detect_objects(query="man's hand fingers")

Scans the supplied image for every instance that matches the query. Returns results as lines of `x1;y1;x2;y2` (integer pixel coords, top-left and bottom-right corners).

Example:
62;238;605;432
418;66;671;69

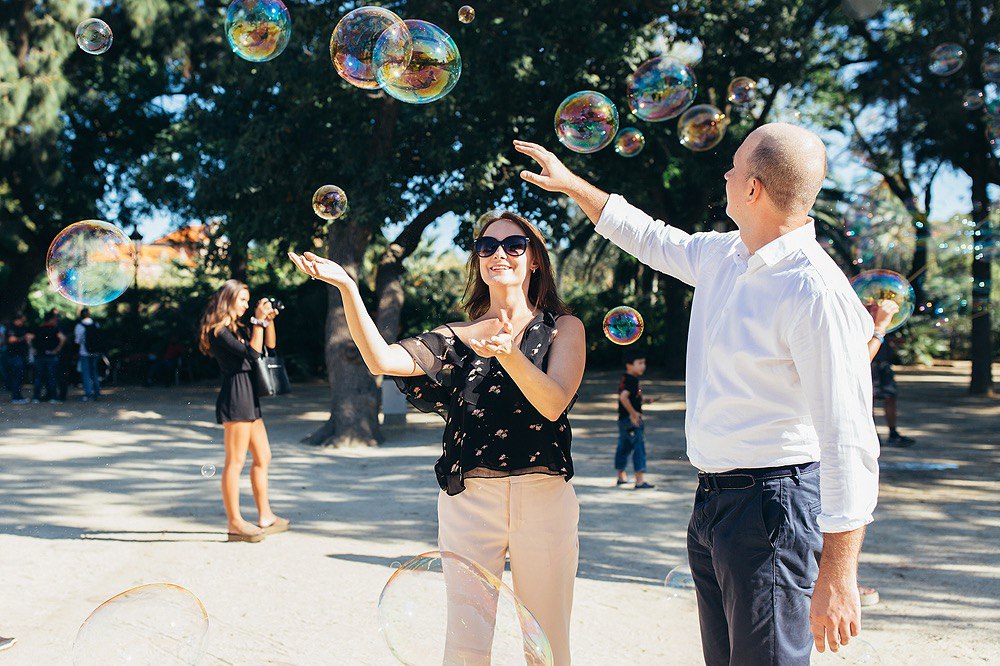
812;623;826;653
520;170;546;186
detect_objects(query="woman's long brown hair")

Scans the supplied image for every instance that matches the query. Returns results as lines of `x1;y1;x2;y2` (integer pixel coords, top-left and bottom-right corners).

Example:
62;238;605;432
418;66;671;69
461;211;571;320
198;279;249;355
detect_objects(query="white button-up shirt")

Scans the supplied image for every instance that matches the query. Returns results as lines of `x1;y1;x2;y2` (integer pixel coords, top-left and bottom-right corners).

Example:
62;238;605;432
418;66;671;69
596;194;880;533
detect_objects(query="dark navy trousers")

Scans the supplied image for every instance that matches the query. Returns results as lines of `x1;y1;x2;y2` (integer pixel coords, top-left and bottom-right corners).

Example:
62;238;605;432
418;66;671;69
687;467;823;666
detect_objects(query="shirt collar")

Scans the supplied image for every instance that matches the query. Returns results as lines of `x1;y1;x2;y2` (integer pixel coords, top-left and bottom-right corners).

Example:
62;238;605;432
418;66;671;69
737;220;816;270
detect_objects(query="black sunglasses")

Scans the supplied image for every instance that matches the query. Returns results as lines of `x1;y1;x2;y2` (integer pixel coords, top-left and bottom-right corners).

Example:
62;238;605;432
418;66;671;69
474;234;531;258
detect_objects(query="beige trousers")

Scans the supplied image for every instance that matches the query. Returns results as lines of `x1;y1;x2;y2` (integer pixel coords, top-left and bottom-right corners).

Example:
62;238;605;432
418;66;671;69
437;474;580;666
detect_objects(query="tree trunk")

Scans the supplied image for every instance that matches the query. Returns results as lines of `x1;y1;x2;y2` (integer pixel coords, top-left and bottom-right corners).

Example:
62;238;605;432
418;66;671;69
303;218;381;447
967;162;994;396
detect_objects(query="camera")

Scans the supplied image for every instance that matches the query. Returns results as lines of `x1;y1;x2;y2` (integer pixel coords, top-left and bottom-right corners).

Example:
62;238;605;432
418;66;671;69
267;298;285;312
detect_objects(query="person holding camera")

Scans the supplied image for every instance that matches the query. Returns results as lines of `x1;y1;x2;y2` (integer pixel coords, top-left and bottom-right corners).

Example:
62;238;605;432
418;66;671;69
198;279;287;542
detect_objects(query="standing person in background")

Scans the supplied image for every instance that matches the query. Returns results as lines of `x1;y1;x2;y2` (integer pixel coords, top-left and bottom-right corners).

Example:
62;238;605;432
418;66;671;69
75;309;105;402
868;310;915;448
31;310;66;404
52;308;75;402
615;349;656;489
3;313;31;404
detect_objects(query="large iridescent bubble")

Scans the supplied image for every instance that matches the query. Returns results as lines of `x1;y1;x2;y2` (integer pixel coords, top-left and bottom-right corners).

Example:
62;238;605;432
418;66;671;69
928;43;965;76
374;20;461;104
626;56;696;122
727;76;757;105
312;185;348;220
554;91;619;154
678;104;728;152
603;306;644;345
76;19;113;55
850;269;915;333
73;584;209;665
614;127;645;157
378;551;554;665
331;6;412;89
47;220;136;306
225;0;291;63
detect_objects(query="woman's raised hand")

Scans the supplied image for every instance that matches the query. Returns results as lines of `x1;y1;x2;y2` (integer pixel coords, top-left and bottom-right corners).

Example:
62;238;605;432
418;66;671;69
469;309;515;359
514;140;578;193
288;251;355;289
254;298;273;321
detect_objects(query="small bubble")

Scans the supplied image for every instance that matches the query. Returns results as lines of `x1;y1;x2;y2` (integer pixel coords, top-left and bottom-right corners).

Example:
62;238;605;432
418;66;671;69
201;465;216;478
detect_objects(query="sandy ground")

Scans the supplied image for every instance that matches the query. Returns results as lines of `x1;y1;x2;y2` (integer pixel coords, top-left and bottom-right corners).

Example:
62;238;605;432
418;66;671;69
0;363;998;665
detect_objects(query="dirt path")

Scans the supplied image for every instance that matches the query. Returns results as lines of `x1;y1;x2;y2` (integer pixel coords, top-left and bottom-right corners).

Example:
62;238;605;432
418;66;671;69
0;363;997;664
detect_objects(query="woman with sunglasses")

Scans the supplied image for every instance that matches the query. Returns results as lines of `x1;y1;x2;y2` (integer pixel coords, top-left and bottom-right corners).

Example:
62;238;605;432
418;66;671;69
289;211;585;664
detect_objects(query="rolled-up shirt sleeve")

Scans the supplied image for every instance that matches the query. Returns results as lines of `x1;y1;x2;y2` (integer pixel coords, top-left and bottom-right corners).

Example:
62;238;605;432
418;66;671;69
788;288;880;533
594;194;711;287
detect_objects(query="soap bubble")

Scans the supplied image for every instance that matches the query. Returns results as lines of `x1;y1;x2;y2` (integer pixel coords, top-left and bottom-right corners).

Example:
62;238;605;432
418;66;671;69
841;0;883;20
603;306;644;345
678;104;728;152
962;89;984;110
982;53;1000;83
811;638;881;664
554;91;619;154
225;0;291;63
663;564;696;599
374;20;461;104
378;551;553;666
76;19;113;55
312;185;348;220
928;43;965;76
47;221;136;306
727;76;757;105
850;269;915;333
331;6;412;89
73;583;209;665
626;56;697;122
201;465;216;478
614;127;645;157
458;6;476;23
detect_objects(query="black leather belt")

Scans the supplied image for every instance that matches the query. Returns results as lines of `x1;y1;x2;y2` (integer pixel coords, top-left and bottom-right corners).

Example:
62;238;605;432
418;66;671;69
697;461;819;492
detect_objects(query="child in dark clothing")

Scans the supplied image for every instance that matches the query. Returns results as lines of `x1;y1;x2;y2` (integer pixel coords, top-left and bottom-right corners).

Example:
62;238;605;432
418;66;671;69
615;349;656;489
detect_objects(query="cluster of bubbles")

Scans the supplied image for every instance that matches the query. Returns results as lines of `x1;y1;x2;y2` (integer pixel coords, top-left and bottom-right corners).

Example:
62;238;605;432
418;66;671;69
46;221;136;307
554;91;620;153
377;551;554;665
614;127;646;157
927;43;1000;146
73;584;209;664
602;306;644;345
225;0;292;62
850;269;916;332
331;7;461;105
76;19;113;55
312;185;348;220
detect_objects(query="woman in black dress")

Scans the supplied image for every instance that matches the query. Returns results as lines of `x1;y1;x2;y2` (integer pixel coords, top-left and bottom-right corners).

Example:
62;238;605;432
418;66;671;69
198;279;288;542
289;211;586;664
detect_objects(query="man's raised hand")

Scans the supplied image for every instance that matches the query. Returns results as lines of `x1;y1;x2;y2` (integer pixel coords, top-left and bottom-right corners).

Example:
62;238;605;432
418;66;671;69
514;140;578;193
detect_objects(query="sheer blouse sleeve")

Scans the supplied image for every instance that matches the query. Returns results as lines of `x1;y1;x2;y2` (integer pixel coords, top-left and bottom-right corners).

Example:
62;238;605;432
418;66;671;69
392;330;462;418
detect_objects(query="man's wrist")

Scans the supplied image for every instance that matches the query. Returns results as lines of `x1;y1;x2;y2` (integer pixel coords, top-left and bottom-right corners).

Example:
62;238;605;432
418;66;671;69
250;317;270;328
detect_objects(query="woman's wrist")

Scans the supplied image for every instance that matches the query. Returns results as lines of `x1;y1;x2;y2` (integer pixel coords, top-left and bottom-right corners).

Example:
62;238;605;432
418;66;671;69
250;316;270;328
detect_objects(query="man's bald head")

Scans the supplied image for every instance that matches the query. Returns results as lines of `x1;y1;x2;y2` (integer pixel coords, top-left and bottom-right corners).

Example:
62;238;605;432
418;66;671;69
743;123;827;215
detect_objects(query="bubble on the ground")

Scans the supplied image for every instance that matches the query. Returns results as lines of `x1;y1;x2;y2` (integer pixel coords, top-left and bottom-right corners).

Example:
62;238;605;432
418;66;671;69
626;56;697;122
982;53;1000;83
201;465;216;478
928;43;965;76
76;19;113;55
73;583;209;665
811;638;881;664
663;564;696;598
374;20;461;104
840;0;882;20
554;91;619;154
46;220;136;306
312;185;348;220
849;269;915;333
378;550;553;666
614;127;645;157
962;89;984;110
603;306;644;345
225;0;291;63
458;6;476;23
331;6;411;89
678;104;728;152
726;76;757;105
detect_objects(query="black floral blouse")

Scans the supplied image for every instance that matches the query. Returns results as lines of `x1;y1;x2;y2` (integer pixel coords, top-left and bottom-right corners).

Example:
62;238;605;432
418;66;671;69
394;311;576;496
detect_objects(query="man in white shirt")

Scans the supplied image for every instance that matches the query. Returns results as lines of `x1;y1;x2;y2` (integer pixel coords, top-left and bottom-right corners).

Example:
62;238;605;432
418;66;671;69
515;124;879;664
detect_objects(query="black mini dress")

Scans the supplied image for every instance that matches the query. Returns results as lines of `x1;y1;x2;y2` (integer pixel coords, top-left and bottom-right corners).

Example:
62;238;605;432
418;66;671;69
394;311;577;496
209;327;268;424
